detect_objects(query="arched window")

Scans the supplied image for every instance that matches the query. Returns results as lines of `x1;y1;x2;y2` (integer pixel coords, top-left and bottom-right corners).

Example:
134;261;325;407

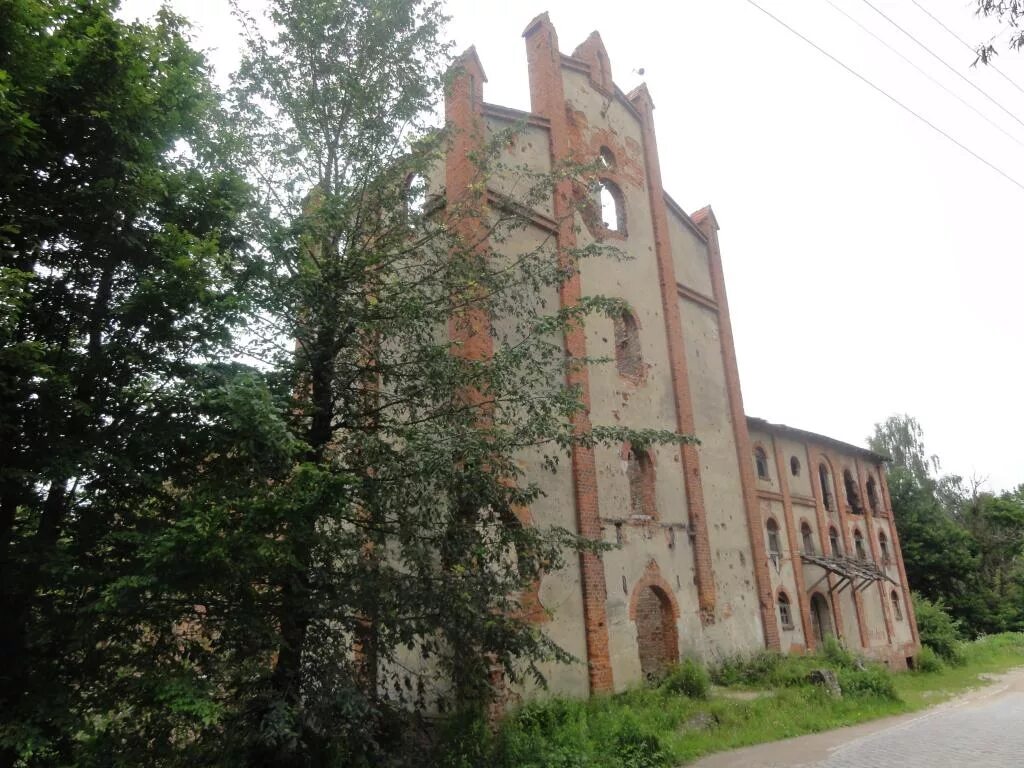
613;311;642;379
599;179;626;233
790;456;801;477
891;590;903;621
867;476;880;515
878;531;890;564
766;518;782;557
844;470;863;514
777;591;794;629
854;529;867;561
754;447;770;480
829;526;841;556
626;446;656;519
801;522;815;554
819;463;834;512
599;146;616;169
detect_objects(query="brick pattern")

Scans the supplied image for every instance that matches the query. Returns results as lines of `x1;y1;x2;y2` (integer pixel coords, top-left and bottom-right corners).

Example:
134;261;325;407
524;13;613;694
634;587;677;681
696;213;780;650
629;86;718;625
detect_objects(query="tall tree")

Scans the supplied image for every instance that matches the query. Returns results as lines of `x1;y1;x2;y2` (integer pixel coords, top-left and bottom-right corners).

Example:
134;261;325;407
974;2;1024;62
0;1;258;763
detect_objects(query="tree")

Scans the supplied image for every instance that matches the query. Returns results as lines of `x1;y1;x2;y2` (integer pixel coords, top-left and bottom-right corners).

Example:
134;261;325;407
974;2;1024;62
0;1;258;763
71;0;687;765
867;414;941;491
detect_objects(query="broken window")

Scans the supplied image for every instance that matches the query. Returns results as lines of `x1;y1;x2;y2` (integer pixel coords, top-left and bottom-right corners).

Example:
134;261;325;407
867;476;880;515
599;145;616;169
613;311;643;379
766;518;782;557
878;531;890;564
819;463;834;512
829;526;841;556
778;591;794;629
790;456;801;477
754;447;770;480
854;529;867;561
626;446;657;519
599;179;626;233
801;522;815;554
844;470;863;514
891;590;903;621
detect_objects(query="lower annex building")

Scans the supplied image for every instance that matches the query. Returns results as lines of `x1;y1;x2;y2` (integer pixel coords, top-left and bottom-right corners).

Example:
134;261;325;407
439;13;920;699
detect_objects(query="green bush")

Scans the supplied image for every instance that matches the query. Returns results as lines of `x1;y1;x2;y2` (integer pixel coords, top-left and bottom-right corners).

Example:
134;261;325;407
611;715;669;768
710;651;782;687
837;666;900;700
914;645;944;673
913;593;965;664
821;637;858;669
660;659;710;699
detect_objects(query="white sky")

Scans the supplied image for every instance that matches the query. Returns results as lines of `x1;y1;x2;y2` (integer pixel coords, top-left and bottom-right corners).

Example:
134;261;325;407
121;0;1024;492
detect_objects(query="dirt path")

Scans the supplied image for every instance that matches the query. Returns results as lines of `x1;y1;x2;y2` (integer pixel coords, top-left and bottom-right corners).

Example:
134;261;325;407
688;667;1024;767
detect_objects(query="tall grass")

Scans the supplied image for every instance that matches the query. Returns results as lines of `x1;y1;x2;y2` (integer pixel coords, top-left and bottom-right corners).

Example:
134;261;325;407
439;633;1024;768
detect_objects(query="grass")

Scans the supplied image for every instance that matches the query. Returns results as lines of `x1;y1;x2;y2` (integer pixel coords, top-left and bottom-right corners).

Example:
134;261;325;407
450;633;1024;768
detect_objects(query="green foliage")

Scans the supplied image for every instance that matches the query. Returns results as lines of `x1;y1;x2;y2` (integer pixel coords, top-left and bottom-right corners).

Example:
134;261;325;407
837;667;899;700
914;646;944;673
710;651;783;687
913;593;965;665
660;659;711;699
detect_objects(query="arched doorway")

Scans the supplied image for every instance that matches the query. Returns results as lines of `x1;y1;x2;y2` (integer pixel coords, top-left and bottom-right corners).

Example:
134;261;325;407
634;585;678;681
810;593;834;645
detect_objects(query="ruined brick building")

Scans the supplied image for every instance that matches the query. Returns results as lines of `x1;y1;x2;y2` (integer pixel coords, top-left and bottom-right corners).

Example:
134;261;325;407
440;13;919;698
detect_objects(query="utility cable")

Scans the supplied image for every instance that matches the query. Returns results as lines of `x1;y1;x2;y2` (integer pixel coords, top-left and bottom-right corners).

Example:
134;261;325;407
741;0;1024;193
856;0;1024;131
909;0;1024;99
825;0;1024;149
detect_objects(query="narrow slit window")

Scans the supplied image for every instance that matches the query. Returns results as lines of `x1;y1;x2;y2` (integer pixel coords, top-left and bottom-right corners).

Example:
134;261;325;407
599;179;626;233
854;530;867;561
829;526;841;556
819;464;833;512
891;590;903;621
844;470;863;514
754;447;770;480
613;311;643;379
790;456;801;476
801;522;815;554
766;519;782;557
626;446;657;520
878;532;890;564
867;476;880;515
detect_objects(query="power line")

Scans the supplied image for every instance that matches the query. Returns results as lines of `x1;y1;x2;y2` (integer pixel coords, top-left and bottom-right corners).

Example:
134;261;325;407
856;0;1024;132
824;0;1024;150
908;0;1024;99
741;0;1024;193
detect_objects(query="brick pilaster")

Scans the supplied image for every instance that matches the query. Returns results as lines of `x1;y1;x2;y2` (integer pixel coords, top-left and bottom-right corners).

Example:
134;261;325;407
694;212;779;650
878;469;920;648
523;13;613;693
772;437;814;651
629;87;718;626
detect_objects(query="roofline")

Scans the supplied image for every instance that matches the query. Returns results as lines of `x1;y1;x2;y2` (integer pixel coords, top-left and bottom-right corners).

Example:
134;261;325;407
746;416;890;463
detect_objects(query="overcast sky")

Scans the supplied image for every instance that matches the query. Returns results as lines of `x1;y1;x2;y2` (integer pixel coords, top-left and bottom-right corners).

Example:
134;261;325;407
121;0;1024;492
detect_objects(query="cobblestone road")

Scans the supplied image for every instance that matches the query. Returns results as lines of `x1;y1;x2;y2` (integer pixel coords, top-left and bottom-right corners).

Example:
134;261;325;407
690;669;1024;768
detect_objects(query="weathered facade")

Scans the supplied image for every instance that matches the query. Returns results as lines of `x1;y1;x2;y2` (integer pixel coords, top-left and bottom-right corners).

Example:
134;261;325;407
443;13;919;698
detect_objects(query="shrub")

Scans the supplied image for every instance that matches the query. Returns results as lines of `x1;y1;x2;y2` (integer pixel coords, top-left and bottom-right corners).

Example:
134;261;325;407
710;651;782;687
913;593;965;664
914;645;944;673
611;715;669;768
821;637;858;669
660;659;710;699
837;666;900;700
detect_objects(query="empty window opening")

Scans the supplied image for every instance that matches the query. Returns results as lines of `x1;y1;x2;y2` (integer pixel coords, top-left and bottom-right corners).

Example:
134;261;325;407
791;456;801;477
754;447;770;480
878;532;890;564
891;590;903;621
599;146;616;169
626;446;657;519
844;470;863;514
599;179;626;233
829;526;841;556
613;311;643;379
635;585;678;681
819;464;834;512
867;476;880;515
405;173;427;216
801;522;815;554
810;592;834;644
778;592;794;629
854;529;867;561
766;518;782;558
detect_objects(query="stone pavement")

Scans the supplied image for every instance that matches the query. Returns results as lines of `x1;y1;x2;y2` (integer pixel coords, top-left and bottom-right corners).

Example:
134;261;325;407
689;668;1024;768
